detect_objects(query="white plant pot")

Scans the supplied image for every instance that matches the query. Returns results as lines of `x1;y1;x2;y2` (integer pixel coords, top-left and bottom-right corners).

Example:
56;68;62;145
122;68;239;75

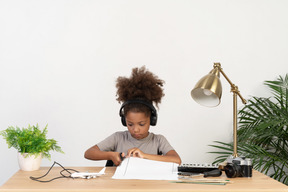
17;152;42;171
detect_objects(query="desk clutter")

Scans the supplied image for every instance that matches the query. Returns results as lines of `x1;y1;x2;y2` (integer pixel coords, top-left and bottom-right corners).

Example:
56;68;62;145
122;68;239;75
178;158;253;179
29;159;250;184
30;161;222;182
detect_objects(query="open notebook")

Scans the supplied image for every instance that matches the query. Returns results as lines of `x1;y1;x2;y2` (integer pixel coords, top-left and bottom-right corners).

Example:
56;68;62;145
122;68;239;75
112;157;179;180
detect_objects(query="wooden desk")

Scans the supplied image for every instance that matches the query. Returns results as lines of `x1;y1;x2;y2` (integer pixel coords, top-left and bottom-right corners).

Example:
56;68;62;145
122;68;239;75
1;167;287;192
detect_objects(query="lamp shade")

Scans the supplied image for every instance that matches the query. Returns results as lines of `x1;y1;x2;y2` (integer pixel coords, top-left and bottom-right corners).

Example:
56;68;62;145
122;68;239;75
191;68;222;107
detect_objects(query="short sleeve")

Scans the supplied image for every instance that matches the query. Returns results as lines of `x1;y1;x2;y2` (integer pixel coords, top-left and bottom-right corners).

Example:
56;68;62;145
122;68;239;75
97;133;117;152
157;135;175;155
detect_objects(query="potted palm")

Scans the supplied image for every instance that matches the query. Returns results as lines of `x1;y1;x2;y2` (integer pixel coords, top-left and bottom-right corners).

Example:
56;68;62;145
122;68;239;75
0;124;63;171
209;74;288;185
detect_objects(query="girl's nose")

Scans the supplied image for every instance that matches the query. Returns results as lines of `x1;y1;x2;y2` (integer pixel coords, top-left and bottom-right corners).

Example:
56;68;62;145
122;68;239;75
133;126;140;133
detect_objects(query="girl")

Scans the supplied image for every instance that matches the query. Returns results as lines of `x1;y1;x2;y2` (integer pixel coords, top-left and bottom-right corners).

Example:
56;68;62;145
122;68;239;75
84;66;181;166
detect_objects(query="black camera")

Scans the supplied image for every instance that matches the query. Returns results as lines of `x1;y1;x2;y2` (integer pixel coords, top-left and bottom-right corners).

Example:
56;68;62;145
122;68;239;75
224;157;252;178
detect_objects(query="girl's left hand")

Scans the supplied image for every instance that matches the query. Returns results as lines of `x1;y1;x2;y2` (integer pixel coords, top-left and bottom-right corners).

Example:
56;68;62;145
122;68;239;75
127;148;145;158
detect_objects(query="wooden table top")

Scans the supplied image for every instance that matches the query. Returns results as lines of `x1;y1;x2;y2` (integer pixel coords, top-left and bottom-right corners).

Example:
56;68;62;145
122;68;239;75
1;167;287;192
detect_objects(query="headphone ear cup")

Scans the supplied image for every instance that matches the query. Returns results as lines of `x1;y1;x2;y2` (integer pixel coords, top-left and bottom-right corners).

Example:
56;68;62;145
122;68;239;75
121;115;127;126
150;114;157;126
150;116;157;126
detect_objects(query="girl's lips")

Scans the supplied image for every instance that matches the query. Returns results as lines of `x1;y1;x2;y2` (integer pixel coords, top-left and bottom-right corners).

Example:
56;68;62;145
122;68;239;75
133;134;142;139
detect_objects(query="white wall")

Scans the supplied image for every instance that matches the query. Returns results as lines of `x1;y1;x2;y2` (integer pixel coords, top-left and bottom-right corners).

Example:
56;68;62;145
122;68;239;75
1;0;287;185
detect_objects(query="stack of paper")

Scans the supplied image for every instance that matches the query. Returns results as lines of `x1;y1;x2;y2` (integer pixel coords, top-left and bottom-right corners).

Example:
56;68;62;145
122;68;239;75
112;157;179;180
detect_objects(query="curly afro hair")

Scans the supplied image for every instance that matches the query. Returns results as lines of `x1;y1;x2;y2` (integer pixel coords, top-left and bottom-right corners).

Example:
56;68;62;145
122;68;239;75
116;66;165;116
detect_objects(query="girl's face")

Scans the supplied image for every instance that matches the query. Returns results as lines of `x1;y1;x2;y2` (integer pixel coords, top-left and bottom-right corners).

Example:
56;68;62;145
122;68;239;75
125;111;150;140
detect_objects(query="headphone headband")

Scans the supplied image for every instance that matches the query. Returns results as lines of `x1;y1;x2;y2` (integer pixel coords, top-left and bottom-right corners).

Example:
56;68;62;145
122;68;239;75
119;100;157;126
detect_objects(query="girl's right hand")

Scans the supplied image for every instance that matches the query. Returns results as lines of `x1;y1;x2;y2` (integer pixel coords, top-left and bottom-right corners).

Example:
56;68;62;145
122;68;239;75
111;152;124;166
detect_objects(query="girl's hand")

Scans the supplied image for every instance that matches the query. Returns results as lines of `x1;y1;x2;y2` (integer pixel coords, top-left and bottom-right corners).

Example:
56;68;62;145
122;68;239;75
111;152;124;166
127;148;145;158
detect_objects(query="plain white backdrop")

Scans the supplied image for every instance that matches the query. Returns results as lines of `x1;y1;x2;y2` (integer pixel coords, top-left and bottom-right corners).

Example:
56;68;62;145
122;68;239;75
1;0;288;185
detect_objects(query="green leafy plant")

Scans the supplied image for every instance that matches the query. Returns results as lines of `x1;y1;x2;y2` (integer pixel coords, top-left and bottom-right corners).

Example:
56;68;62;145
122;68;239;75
209;74;288;185
0;124;64;159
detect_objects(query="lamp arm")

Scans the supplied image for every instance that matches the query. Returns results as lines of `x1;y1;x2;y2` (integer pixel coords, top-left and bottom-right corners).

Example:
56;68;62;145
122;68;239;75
214;63;247;157
214;63;247;105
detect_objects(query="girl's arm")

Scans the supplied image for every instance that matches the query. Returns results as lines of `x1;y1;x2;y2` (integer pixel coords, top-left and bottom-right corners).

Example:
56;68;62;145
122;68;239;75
127;148;182;165
84;145;124;166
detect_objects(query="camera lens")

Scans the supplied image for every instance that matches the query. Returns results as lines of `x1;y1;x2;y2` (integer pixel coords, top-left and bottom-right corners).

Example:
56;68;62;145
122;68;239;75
224;165;236;178
224;163;242;178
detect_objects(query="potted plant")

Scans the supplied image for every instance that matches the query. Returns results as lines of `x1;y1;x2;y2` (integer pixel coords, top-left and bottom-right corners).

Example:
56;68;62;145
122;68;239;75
209;74;288;185
0;124;63;171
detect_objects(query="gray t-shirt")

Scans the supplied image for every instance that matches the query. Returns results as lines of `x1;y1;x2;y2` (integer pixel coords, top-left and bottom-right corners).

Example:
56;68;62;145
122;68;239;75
97;131;174;155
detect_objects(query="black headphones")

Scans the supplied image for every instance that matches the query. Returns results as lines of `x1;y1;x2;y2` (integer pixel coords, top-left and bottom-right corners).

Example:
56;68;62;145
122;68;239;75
119;100;158;126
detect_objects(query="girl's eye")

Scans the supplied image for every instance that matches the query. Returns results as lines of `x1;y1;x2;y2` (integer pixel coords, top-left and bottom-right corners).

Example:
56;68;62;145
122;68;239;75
139;123;145;126
128;124;133;127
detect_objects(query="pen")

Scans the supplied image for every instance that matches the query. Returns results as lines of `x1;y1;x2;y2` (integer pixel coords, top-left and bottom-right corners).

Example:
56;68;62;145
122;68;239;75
172;179;232;185
171;181;227;185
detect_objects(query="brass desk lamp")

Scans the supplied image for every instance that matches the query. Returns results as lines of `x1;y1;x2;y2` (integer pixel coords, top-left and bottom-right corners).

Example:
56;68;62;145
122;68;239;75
191;63;247;158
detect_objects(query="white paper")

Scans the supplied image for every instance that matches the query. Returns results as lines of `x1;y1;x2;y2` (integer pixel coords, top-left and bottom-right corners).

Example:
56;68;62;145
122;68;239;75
112;157;179;180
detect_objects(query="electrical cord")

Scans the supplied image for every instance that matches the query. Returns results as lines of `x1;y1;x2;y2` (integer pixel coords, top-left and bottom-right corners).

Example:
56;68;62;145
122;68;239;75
30;161;79;183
